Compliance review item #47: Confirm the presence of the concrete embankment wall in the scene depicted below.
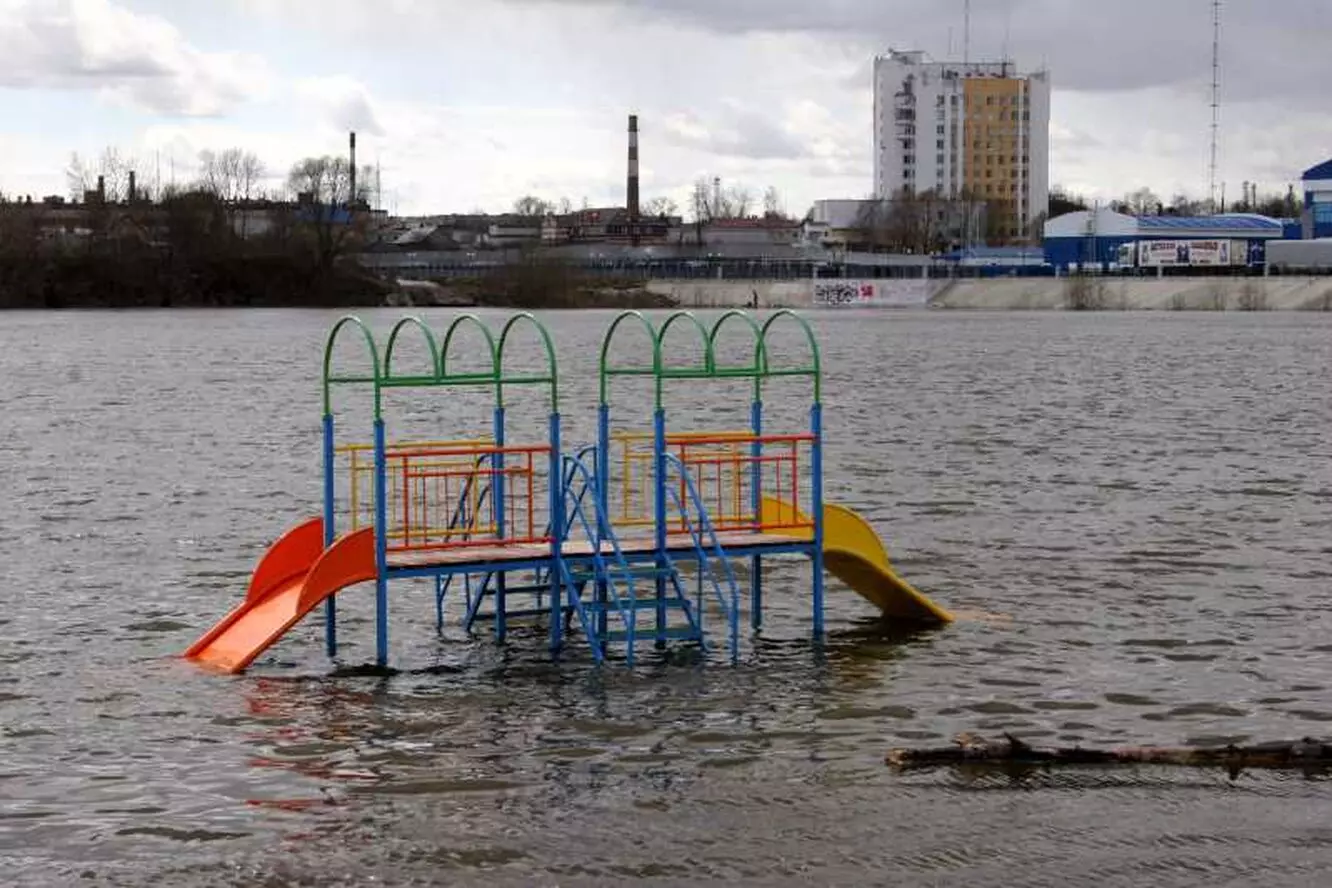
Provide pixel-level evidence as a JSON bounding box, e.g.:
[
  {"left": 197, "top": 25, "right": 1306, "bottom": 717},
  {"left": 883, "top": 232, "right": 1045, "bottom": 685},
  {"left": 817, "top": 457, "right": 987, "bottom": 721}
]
[
  {"left": 644, "top": 280, "right": 815, "bottom": 308},
  {"left": 643, "top": 278, "right": 951, "bottom": 308},
  {"left": 933, "top": 276, "right": 1332, "bottom": 311}
]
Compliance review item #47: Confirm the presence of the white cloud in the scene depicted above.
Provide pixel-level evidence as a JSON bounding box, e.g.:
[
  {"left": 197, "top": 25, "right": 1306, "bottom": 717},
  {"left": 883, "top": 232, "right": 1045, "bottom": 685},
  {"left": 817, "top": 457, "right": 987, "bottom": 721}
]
[
  {"left": 0, "top": 0, "right": 270, "bottom": 116},
  {"left": 295, "top": 76, "right": 385, "bottom": 137},
  {"left": 1, "top": 0, "right": 1327, "bottom": 214}
]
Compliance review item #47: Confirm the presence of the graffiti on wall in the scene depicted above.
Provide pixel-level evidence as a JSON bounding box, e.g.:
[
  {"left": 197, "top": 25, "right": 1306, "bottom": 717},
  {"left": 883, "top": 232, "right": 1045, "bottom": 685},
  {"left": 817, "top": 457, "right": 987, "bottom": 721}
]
[{"left": 812, "top": 280, "right": 936, "bottom": 307}]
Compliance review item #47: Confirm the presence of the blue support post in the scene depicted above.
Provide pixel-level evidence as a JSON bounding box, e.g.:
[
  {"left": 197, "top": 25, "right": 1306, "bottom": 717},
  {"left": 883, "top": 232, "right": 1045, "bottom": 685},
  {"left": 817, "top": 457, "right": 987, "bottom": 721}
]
[
  {"left": 322, "top": 413, "right": 337, "bottom": 658},
  {"left": 596, "top": 403, "right": 611, "bottom": 642},
  {"left": 652, "top": 407, "right": 668, "bottom": 655},
  {"left": 749, "top": 399, "right": 763, "bottom": 633},
  {"left": 548, "top": 412, "right": 564, "bottom": 654},
  {"left": 373, "top": 418, "right": 390, "bottom": 667},
  {"left": 435, "top": 575, "right": 445, "bottom": 633},
  {"left": 810, "top": 402, "right": 825, "bottom": 639},
  {"left": 493, "top": 406, "right": 508, "bottom": 643}
]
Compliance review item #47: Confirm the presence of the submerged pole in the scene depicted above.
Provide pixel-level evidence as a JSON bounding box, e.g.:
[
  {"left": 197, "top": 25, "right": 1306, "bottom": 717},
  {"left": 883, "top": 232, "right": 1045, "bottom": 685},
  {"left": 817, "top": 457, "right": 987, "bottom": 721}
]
[{"left": 322, "top": 413, "right": 338, "bottom": 658}]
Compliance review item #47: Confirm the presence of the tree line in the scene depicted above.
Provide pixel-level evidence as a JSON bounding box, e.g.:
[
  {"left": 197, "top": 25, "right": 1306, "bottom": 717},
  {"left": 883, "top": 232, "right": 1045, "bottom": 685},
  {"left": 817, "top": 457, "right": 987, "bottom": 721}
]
[
  {"left": 1048, "top": 184, "right": 1303, "bottom": 219},
  {"left": 508, "top": 177, "right": 787, "bottom": 224},
  {"left": 0, "top": 145, "right": 388, "bottom": 309}
]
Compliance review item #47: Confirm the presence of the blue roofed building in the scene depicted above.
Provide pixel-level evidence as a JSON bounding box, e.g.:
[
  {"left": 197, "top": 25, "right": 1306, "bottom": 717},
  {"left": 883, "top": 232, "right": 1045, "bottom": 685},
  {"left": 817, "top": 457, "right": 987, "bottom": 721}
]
[
  {"left": 1302, "top": 159, "right": 1332, "bottom": 239},
  {"left": 1042, "top": 208, "right": 1284, "bottom": 270}
]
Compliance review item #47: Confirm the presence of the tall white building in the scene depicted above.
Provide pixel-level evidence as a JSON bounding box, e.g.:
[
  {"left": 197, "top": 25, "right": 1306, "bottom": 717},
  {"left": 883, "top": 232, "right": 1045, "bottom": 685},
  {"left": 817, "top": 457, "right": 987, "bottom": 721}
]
[{"left": 872, "top": 50, "right": 1050, "bottom": 241}]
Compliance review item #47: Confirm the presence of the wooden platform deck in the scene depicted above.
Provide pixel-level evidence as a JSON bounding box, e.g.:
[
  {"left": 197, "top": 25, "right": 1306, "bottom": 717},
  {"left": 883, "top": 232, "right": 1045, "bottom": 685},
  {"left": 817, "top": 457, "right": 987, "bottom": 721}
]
[{"left": 386, "top": 531, "right": 805, "bottom": 571}]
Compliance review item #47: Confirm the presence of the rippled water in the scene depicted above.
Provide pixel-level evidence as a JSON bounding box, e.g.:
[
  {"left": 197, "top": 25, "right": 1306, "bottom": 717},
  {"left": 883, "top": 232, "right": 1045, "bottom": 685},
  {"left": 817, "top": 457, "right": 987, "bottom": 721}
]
[{"left": 3, "top": 308, "right": 1332, "bottom": 886}]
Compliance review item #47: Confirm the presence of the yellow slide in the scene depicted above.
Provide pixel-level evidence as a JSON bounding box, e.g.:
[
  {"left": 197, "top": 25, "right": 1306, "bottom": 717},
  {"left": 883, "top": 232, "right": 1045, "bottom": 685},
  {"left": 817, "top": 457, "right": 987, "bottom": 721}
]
[{"left": 760, "top": 496, "right": 953, "bottom": 625}]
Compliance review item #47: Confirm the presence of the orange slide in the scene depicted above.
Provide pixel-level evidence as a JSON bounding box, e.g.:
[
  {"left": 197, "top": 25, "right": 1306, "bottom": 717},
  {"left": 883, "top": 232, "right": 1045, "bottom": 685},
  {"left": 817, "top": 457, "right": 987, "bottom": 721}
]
[{"left": 185, "top": 518, "right": 376, "bottom": 674}]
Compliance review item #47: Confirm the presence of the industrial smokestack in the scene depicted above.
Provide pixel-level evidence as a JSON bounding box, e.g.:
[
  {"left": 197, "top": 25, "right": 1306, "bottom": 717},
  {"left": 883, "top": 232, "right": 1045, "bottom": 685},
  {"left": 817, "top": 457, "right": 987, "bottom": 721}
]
[
  {"left": 127, "top": 170, "right": 136, "bottom": 204},
  {"left": 626, "top": 114, "right": 640, "bottom": 220},
  {"left": 96, "top": 175, "right": 105, "bottom": 204},
  {"left": 348, "top": 131, "right": 357, "bottom": 208}
]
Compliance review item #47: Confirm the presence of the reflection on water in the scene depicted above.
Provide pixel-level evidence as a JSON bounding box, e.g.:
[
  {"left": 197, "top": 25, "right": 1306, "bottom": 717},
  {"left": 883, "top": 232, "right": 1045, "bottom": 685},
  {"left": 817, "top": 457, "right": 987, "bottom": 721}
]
[{"left": 2, "top": 308, "right": 1331, "bottom": 885}]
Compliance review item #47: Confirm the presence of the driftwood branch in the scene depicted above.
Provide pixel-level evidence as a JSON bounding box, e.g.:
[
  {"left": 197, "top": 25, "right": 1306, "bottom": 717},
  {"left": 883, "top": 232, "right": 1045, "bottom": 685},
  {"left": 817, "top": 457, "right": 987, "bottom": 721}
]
[{"left": 886, "top": 733, "right": 1332, "bottom": 779}]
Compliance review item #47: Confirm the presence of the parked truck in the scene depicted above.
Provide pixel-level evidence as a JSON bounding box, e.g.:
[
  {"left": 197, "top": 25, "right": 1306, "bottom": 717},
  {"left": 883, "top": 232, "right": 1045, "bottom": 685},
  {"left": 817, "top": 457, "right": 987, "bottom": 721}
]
[
  {"left": 1265, "top": 238, "right": 1332, "bottom": 272},
  {"left": 1115, "top": 239, "right": 1252, "bottom": 268}
]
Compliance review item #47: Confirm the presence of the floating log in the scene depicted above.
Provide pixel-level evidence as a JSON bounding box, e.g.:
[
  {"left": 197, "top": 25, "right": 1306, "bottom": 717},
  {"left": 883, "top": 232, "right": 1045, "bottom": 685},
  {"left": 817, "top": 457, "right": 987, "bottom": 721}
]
[{"left": 886, "top": 733, "right": 1332, "bottom": 779}]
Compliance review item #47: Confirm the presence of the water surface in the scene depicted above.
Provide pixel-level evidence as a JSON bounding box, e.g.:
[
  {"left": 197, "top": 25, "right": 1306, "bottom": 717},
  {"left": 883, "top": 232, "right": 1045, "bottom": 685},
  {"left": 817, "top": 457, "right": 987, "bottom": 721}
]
[{"left": 3, "top": 308, "right": 1331, "bottom": 886}]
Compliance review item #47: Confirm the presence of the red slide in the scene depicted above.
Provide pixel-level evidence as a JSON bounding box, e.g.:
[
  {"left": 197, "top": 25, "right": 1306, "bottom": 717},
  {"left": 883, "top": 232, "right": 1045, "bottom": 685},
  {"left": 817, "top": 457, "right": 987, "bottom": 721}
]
[{"left": 185, "top": 518, "right": 376, "bottom": 674}]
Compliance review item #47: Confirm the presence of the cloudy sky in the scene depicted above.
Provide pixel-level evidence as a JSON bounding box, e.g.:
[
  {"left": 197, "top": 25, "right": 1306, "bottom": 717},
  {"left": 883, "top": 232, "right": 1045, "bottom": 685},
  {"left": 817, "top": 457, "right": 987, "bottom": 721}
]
[{"left": 1, "top": 0, "right": 1328, "bottom": 216}]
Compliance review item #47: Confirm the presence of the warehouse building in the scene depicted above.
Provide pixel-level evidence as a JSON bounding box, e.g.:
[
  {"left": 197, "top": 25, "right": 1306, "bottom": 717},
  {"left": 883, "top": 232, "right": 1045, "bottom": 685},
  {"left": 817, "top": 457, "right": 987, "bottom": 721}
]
[
  {"left": 1302, "top": 159, "right": 1332, "bottom": 239},
  {"left": 1042, "top": 208, "right": 1284, "bottom": 270}
]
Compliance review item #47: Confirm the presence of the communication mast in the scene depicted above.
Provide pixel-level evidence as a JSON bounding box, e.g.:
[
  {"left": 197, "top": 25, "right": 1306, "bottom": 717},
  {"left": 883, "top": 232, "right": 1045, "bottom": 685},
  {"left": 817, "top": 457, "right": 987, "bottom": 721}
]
[
  {"left": 963, "top": 0, "right": 971, "bottom": 66},
  {"left": 1209, "top": 0, "right": 1222, "bottom": 213}
]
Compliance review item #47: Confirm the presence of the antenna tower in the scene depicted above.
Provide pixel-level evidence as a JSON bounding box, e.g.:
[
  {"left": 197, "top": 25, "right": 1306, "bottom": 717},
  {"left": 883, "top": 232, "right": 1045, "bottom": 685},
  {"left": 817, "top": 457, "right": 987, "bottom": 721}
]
[
  {"left": 1209, "top": 0, "right": 1221, "bottom": 213},
  {"left": 963, "top": 0, "right": 971, "bottom": 66}
]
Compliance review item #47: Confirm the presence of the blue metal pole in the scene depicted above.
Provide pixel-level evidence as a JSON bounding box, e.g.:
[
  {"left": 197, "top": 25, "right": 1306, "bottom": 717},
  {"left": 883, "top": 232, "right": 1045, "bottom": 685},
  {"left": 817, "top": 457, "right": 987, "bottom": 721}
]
[
  {"left": 322, "top": 413, "right": 337, "bottom": 658},
  {"left": 548, "top": 412, "right": 563, "bottom": 655},
  {"left": 653, "top": 407, "right": 667, "bottom": 653},
  {"left": 373, "top": 418, "right": 389, "bottom": 667},
  {"left": 493, "top": 406, "right": 507, "bottom": 643},
  {"left": 810, "top": 402, "right": 825, "bottom": 640},
  {"left": 435, "top": 574, "right": 445, "bottom": 633},
  {"left": 596, "top": 402, "right": 611, "bottom": 642},
  {"left": 749, "top": 398, "right": 763, "bottom": 633}
]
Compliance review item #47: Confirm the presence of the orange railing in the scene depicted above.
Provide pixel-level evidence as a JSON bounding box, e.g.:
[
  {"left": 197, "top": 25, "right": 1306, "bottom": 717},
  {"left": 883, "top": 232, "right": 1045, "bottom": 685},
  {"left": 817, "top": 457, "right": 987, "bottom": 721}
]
[
  {"left": 611, "top": 430, "right": 815, "bottom": 536},
  {"left": 341, "top": 439, "right": 551, "bottom": 552}
]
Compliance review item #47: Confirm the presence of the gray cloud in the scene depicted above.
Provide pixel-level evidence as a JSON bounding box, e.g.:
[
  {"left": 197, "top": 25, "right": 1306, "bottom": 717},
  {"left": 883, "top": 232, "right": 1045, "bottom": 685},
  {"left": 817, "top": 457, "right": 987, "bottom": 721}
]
[
  {"left": 0, "top": 0, "right": 267, "bottom": 116},
  {"left": 516, "top": 0, "right": 1332, "bottom": 101},
  {"left": 659, "top": 107, "right": 808, "bottom": 160}
]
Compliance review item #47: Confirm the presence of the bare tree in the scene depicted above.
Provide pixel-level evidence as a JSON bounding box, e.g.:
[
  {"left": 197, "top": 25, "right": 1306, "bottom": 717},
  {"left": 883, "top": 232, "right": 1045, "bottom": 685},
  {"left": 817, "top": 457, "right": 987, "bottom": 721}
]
[
  {"left": 512, "top": 195, "right": 554, "bottom": 217},
  {"left": 643, "top": 196, "right": 678, "bottom": 217},
  {"left": 66, "top": 147, "right": 140, "bottom": 202},
  {"left": 1123, "top": 187, "right": 1161, "bottom": 216},
  {"left": 557, "top": 196, "right": 573, "bottom": 215},
  {"left": 689, "top": 178, "right": 713, "bottom": 246},
  {"left": 762, "top": 186, "right": 783, "bottom": 218},
  {"left": 286, "top": 155, "right": 367, "bottom": 271},
  {"left": 198, "top": 148, "right": 266, "bottom": 203},
  {"left": 723, "top": 186, "right": 753, "bottom": 218}
]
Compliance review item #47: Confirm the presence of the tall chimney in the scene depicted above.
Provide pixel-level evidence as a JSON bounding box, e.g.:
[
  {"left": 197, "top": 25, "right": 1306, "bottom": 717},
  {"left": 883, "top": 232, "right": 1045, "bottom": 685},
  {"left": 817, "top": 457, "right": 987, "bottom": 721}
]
[
  {"left": 96, "top": 175, "right": 105, "bottom": 203},
  {"left": 348, "top": 131, "right": 357, "bottom": 208},
  {"left": 127, "top": 170, "right": 136, "bottom": 204},
  {"left": 627, "top": 114, "right": 640, "bottom": 221}
]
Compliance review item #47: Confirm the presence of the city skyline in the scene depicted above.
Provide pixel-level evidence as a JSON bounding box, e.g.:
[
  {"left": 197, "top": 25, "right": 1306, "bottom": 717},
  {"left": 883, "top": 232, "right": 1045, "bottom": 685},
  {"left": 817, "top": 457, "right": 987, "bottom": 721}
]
[{"left": 0, "top": 0, "right": 1328, "bottom": 217}]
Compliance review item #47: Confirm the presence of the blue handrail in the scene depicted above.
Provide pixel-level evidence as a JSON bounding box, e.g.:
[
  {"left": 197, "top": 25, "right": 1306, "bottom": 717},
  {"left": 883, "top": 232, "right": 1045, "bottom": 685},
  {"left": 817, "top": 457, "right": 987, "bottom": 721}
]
[
  {"left": 435, "top": 453, "right": 494, "bottom": 630},
  {"left": 560, "top": 452, "right": 647, "bottom": 664},
  {"left": 660, "top": 452, "right": 742, "bottom": 661}
]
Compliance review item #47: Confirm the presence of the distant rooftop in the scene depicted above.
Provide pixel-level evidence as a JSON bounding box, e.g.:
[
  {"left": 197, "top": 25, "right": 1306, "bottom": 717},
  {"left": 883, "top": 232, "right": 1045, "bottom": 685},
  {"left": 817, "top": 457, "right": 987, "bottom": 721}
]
[
  {"left": 1302, "top": 159, "right": 1332, "bottom": 181},
  {"left": 1137, "top": 214, "right": 1282, "bottom": 232}
]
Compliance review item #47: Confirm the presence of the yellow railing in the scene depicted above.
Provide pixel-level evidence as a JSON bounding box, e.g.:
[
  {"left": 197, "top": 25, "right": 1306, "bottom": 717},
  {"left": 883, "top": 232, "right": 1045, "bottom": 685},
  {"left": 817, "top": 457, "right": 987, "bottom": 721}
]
[{"left": 610, "top": 429, "right": 813, "bottom": 535}]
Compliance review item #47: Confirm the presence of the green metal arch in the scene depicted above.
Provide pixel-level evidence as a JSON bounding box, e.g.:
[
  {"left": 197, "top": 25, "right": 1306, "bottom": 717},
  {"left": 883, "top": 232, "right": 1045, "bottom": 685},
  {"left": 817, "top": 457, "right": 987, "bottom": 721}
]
[
  {"left": 440, "top": 313, "right": 500, "bottom": 392},
  {"left": 383, "top": 315, "right": 442, "bottom": 381},
  {"left": 598, "top": 310, "right": 660, "bottom": 405},
  {"left": 708, "top": 309, "right": 769, "bottom": 400},
  {"left": 759, "top": 309, "right": 822, "bottom": 402},
  {"left": 497, "top": 312, "right": 559, "bottom": 409},
  {"left": 322, "top": 315, "right": 382, "bottom": 418},
  {"left": 657, "top": 310, "right": 715, "bottom": 407}
]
